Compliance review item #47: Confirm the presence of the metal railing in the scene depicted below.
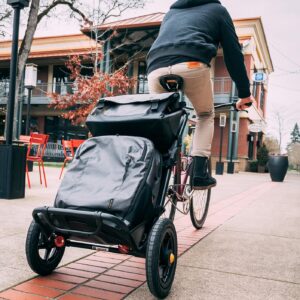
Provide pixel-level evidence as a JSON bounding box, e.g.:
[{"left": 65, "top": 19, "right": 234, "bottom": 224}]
[
  {"left": 213, "top": 77, "right": 233, "bottom": 95},
  {"left": 213, "top": 77, "right": 235, "bottom": 104},
  {"left": 44, "top": 142, "right": 64, "bottom": 159},
  {"left": 33, "top": 82, "right": 75, "bottom": 97},
  {"left": 30, "top": 142, "right": 64, "bottom": 161},
  {"left": 0, "top": 80, "right": 75, "bottom": 98},
  {"left": 0, "top": 80, "right": 21, "bottom": 97},
  {"left": 1, "top": 77, "right": 233, "bottom": 100}
]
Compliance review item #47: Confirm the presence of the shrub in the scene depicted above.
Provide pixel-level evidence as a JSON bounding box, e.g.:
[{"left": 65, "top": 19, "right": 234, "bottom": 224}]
[
  {"left": 257, "top": 144, "right": 269, "bottom": 166},
  {"left": 249, "top": 160, "right": 258, "bottom": 172}
]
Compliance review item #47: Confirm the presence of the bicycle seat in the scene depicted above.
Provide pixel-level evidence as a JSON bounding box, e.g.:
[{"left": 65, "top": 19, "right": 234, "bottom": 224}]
[{"left": 159, "top": 75, "right": 184, "bottom": 92}]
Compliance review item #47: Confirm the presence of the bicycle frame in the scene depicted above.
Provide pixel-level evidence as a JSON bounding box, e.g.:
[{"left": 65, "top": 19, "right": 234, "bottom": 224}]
[{"left": 172, "top": 102, "right": 237, "bottom": 194}]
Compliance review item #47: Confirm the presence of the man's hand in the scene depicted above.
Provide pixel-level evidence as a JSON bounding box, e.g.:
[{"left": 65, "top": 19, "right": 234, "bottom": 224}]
[{"left": 236, "top": 95, "right": 255, "bottom": 111}]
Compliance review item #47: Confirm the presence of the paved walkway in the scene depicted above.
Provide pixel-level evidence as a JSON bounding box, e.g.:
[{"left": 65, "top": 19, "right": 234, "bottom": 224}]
[{"left": 0, "top": 167, "right": 299, "bottom": 299}]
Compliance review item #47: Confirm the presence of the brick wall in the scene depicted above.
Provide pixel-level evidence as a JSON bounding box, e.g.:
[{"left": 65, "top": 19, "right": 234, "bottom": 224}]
[{"left": 214, "top": 54, "right": 252, "bottom": 79}]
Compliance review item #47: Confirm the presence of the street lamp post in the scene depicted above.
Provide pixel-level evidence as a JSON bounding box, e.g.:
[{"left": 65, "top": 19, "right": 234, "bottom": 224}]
[
  {"left": 5, "top": 0, "right": 30, "bottom": 144},
  {"left": 24, "top": 64, "right": 37, "bottom": 135},
  {"left": 216, "top": 113, "right": 226, "bottom": 175},
  {"left": 227, "top": 119, "right": 238, "bottom": 174},
  {"left": 0, "top": 0, "right": 30, "bottom": 199}
]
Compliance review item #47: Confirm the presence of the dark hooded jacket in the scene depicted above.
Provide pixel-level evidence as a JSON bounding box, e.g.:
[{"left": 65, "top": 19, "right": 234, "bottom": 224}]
[{"left": 147, "top": 0, "right": 250, "bottom": 98}]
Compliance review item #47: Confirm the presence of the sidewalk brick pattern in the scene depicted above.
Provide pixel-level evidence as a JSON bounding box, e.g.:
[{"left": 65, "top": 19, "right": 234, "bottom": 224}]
[{"left": 0, "top": 182, "right": 277, "bottom": 300}]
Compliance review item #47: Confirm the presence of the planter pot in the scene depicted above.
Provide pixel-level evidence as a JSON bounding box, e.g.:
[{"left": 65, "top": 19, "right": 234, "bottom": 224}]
[
  {"left": 216, "top": 162, "right": 224, "bottom": 175},
  {"left": 0, "top": 144, "right": 27, "bottom": 199},
  {"left": 268, "top": 155, "right": 288, "bottom": 182}
]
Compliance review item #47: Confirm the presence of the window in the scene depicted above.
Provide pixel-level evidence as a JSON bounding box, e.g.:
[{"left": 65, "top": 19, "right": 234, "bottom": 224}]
[
  {"left": 53, "top": 66, "right": 73, "bottom": 95},
  {"left": 45, "top": 116, "right": 88, "bottom": 142},
  {"left": 0, "top": 68, "right": 10, "bottom": 97},
  {"left": 137, "top": 61, "right": 148, "bottom": 94},
  {"left": 247, "top": 133, "right": 254, "bottom": 160}
]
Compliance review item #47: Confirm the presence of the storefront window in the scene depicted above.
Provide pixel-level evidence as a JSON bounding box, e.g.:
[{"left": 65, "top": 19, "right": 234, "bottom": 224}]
[{"left": 45, "top": 116, "right": 88, "bottom": 142}]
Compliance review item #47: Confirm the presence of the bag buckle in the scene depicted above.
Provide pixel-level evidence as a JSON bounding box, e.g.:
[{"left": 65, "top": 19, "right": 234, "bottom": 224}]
[{"left": 150, "top": 101, "right": 159, "bottom": 111}]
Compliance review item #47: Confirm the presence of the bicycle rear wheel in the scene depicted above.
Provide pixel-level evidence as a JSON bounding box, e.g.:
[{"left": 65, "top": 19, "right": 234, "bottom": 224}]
[
  {"left": 190, "top": 189, "right": 211, "bottom": 229},
  {"left": 189, "top": 158, "right": 212, "bottom": 229}
]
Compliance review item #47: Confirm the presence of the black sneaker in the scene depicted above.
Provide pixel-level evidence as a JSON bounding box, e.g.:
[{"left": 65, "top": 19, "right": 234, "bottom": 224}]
[{"left": 191, "top": 156, "right": 217, "bottom": 190}]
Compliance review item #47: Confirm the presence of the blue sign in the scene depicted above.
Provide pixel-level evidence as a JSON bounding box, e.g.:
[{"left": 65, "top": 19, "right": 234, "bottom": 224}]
[{"left": 252, "top": 72, "right": 267, "bottom": 83}]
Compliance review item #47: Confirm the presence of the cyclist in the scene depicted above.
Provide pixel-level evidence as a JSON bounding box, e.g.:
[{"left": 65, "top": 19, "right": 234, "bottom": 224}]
[{"left": 147, "top": 0, "right": 255, "bottom": 190}]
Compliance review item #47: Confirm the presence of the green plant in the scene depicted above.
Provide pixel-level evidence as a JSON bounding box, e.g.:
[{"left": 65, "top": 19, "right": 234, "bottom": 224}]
[
  {"left": 257, "top": 144, "right": 269, "bottom": 166},
  {"left": 249, "top": 160, "right": 258, "bottom": 172}
]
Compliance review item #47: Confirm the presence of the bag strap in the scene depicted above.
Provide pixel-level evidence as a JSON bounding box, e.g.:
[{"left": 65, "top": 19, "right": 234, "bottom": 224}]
[{"left": 97, "top": 100, "right": 105, "bottom": 109}]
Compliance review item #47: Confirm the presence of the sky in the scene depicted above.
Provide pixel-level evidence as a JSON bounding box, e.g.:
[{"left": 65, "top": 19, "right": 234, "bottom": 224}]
[{"left": 16, "top": 0, "right": 300, "bottom": 150}]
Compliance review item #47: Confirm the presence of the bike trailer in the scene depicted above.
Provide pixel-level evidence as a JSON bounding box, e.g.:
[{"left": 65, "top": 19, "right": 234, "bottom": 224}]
[
  {"left": 50, "top": 136, "right": 162, "bottom": 243},
  {"left": 86, "top": 92, "right": 183, "bottom": 153},
  {"left": 26, "top": 81, "right": 190, "bottom": 299}
]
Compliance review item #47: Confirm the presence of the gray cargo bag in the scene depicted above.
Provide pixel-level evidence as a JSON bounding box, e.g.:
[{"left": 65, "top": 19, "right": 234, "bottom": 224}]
[{"left": 55, "top": 136, "right": 162, "bottom": 225}]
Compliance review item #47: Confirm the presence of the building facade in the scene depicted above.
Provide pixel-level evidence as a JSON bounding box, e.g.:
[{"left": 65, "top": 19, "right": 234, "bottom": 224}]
[
  {"left": 0, "top": 13, "right": 273, "bottom": 170},
  {"left": 0, "top": 34, "right": 98, "bottom": 140}
]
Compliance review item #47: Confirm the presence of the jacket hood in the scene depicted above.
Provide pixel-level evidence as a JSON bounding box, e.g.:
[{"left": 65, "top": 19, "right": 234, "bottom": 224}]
[{"left": 171, "top": 0, "right": 220, "bottom": 9}]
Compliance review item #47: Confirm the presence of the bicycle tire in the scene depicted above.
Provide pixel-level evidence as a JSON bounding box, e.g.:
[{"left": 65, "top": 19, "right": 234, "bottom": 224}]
[
  {"left": 26, "top": 220, "right": 65, "bottom": 275},
  {"left": 190, "top": 189, "right": 211, "bottom": 229},
  {"left": 146, "top": 218, "right": 177, "bottom": 299},
  {"left": 189, "top": 159, "right": 212, "bottom": 229}
]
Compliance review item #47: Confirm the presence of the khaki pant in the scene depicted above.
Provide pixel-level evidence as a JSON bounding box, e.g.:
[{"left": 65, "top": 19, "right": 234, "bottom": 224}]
[{"left": 148, "top": 62, "right": 214, "bottom": 157}]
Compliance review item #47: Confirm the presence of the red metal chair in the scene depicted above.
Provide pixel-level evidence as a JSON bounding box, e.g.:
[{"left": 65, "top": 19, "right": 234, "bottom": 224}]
[
  {"left": 59, "top": 139, "right": 85, "bottom": 179},
  {"left": 71, "top": 139, "right": 85, "bottom": 149},
  {"left": 26, "top": 133, "right": 49, "bottom": 188},
  {"left": 59, "top": 140, "right": 75, "bottom": 179}
]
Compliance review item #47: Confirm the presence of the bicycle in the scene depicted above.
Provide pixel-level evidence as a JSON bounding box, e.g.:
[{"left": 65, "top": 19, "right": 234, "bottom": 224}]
[
  {"left": 25, "top": 72, "right": 247, "bottom": 299},
  {"left": 160, "top": 74, "right": 246, "bottom": 229}
]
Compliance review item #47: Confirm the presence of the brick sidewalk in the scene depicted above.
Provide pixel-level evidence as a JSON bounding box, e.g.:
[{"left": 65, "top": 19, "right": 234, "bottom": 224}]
[{"left": 0, "top": 181, "right": 277, "bottom": 300}]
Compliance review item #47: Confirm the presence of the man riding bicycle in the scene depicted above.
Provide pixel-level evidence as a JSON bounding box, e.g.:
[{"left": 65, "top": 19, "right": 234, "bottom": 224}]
[{"left": 147, "top": 0, "right": 255, "bottom": 190}]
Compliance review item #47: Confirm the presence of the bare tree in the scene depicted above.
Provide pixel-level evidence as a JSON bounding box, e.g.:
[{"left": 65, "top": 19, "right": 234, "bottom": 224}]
[
  {"left": 1, "top": 0, "right": 147, "bottom": 138},
  {"left": 273, "top": 110, "right": 285, "bottom": 154},
  {"left": 287, "top": 142, "right": 300, "bottom": 171},
  {"left": 0, "top": 0, "right": 12, "bottom": 37},
  {"left": 264, "top": 135, "right": 280, "bottom": 155}
]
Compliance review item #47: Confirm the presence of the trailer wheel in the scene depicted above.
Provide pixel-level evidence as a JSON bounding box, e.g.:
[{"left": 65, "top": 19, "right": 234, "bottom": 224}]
[
  {"left": 146, "top": 218, "right": 177, "bottom": 298},
  {"left": 25, "top": 220, "right": 65, "bottom": 275}
]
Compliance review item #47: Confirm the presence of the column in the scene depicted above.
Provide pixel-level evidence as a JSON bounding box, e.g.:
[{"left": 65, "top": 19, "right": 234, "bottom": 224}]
[{"left": 47, "top": 65, "right": 54, "bottom": 93}]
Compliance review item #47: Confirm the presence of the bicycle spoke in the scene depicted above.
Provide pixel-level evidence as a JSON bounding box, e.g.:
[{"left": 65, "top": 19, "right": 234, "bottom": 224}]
[{"left": 43, "top": 248, "right": 51, "bottom": 260}]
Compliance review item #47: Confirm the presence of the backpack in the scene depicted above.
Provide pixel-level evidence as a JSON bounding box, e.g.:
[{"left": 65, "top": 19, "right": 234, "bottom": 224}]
[{"left": 55, "top": 136, "right": 162, "bottom": 227}]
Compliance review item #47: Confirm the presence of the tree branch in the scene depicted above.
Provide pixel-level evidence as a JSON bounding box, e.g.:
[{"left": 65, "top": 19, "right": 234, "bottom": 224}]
[
  {"left": 37, "top": 0, "right": 92, "bottom": 24},
  {"left": 0, "top": 2, "right": 12, "bottom": 37},
  {"left": 0, "top": 10, "right": 12, "bottom": 22}
]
